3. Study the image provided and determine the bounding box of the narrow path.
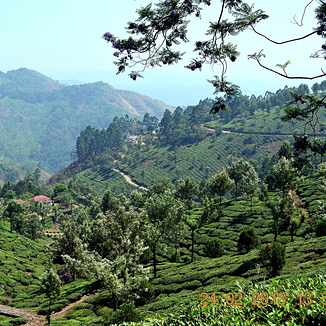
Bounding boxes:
[113,168,148,191]
[51,294,95,320]
[203,124,326,138]
[0,294,96,326]
[0,305,45,326]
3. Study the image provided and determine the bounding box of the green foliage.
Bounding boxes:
[175,176,198,209]
[100,189,120,213]
[150,275,326,326]
[260,242,286,277]
[71,165,139,197]
[281,92,326,168]
[316,219,326,237]
[207,168,234,204]
[237,226,260,253]
[63,206,150,310]
[40,268,62,324]
[272,157,300,195]
[228,159,255,198]
[203,238,225,258]
[109,302,142,324]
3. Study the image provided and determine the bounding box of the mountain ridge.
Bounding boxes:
[0,68,173,178]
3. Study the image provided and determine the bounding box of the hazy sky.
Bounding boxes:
[1,0,324,106]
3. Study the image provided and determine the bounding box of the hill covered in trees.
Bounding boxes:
[55,81,326,196]
[0,68,173,179]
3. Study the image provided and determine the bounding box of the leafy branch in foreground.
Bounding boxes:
[281,91,326,168]
[103,0,326,111]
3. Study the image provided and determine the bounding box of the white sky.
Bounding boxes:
[0,0,325,106]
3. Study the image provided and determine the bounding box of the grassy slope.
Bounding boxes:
[121,104,322,188]
[0,227,47,325]
[0,226,98,325]
[113,135,292,192]
[73,165,140,197]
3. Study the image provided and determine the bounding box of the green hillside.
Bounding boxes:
[0,68,173,179]
[67,107,293,196]
[62,82,326,196]
[47,170,326,325]
[0,156,48,185]
[2,163,326,325]
[2,81,326,325]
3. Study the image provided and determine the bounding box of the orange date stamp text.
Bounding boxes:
[200,292,326,306]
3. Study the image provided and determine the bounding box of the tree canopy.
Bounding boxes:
[103,0,326,111]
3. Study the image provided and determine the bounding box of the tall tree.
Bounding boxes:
[267,193,294,242]
[272,157,300,196]
[312,82,321,93]
[3,200,24,233]
[239,168,259,212]
[185,197,216,262]
[145,190,184,278]
[207,168,234,204]
[228,159,254,198]
[40,269,62,325]
[159,109,174,144]
[278,140,293,160]
[64,207,149,310]
[175,176,198,209]
[24,212,43,240]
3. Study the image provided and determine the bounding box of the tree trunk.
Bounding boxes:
[113,293,118,311]
[153,242,157,279]
[274,219,278,242]
[47,299,52,325]
[290,224,294,242]
[191,229,195,262]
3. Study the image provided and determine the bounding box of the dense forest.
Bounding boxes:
[1,79,326,325]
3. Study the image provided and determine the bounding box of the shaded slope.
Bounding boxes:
[0,69,173,177]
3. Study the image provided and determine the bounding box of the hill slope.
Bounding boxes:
[0,68,173,178]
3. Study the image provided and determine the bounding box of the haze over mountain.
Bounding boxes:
[0,68,173,178]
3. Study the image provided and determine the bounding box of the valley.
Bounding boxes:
[1,74,326,325]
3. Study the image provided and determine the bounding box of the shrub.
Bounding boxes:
[170,248,181,263]
[204,238,225,258]
[237,226,260,253]
[109,302,142,324]
[260,242,286,277]
[316,219,326,237]
[0,296,10,305]
[69,308,96,318]
[11,318,29,325]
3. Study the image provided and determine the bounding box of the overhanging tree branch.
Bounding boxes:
[103,0,326,110]
[250,27,317,45]
[253,57,326,79]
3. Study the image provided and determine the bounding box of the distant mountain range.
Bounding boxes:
[0,68,173,178]
[58,79,85,86]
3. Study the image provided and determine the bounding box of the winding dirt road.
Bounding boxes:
[113,168,148,191]
[0,294,95,326]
